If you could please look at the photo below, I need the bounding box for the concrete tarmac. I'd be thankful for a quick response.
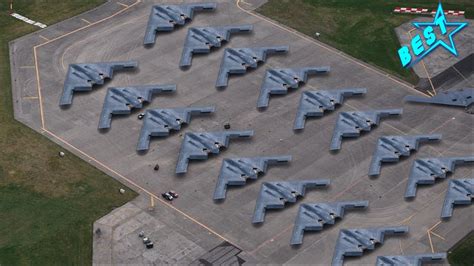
[9,0,473,264]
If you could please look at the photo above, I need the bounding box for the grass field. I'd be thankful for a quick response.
[448,231,474,266]
[257,0,474,264]
[257,0,474,84]
[0,1,137,264]
[1,0,472,264]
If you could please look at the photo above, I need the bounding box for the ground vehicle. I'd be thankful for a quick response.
[142,237,154,249]
[162,192,173,201]
[169,190,179,198]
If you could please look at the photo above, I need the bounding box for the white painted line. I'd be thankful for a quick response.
[11,13,47,28]
[393,7,465,16]
[39,35,50,41]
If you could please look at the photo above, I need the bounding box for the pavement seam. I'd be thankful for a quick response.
[31,0,243,252]
[235,0,428,97]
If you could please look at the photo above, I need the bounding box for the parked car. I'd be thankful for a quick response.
[162,192,173,201]
[143,237,154,248]
[137,113,145,120]
[145,241,154,249]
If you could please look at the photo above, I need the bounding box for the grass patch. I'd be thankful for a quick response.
[448,231,474,266]
[257,0,474,84]
[0,0,137,264]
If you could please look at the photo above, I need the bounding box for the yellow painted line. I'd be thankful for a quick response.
[382,121,406,135]
[439,134,471,156]
[427,221,443,253]
[231,10,441,253]
[81,18,92,24]
[420,60,436,95]
[452,66,468,81]
[240,0,252,6]
[268,60,413,135]
[427,230,435,253]
[331,177,366,201]
[23,96,39,100]
[33,0,142,129]
[250,224,292,254]
[429,221,442,231]
[33,0,141,50]
[347,100,408,135]
[19,65,35,69]
[430,231,446,241]
[61,44,75,70]
[426,146,442,156]
[31,0,243,250]
[305,80,413,135]
[117,2,129,8]
[235,0,428,97]
[38,35,50,41]
[429,116,457,134]
[42,128,242,250]
[400,213,416,225]
[239,10,420,138]
[407,30,436,96]
[395,192,447,251]
[150,195,155,208]
[288,234,330,259]
[252,171,368,254]
[33,46,45,129]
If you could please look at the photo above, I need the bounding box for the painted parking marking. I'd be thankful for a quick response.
[117,2,129,8]
[236,0,428,97]
[39,35,50,41]
[31,0,243,250]
[407,29,436,95]
[11,12,47,28]
[23,96,39,100]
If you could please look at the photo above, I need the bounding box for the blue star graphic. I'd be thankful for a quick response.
[409,2,467,66]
